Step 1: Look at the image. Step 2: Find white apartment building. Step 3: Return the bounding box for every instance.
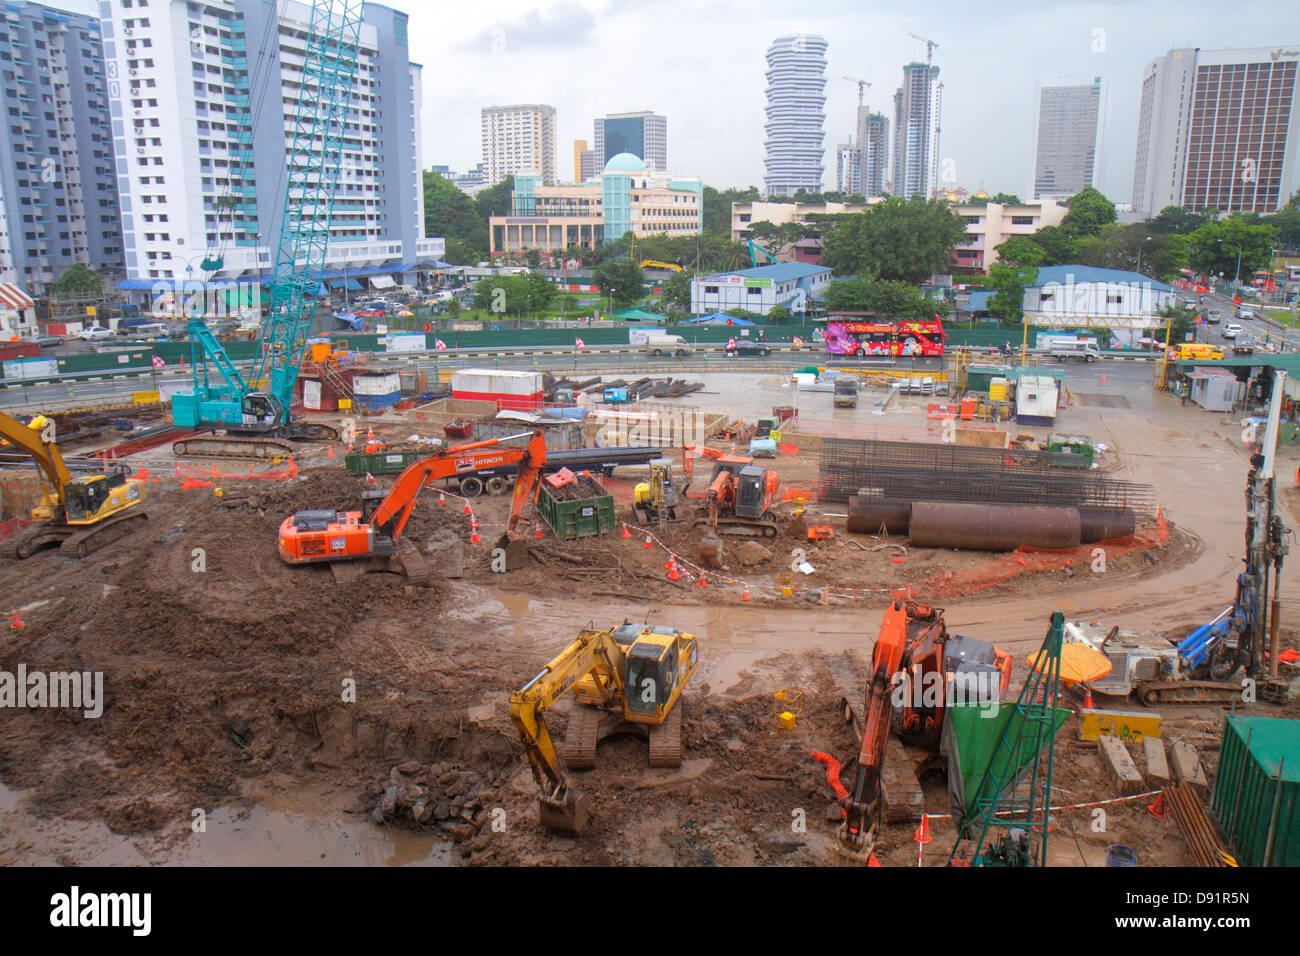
[482,104,557,187]
[99,0,437,296]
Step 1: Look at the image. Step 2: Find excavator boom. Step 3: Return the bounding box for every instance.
[0,411,72,503]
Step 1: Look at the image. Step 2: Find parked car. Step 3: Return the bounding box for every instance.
[78,326,116,342]
[24,334,62,348]
[1222,323,1243,340]
[726,339,772,357]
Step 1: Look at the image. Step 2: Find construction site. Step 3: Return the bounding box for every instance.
[0,0,1295,876]
[1,350,1298,870]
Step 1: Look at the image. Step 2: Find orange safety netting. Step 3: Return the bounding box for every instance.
[914,522,1169,599]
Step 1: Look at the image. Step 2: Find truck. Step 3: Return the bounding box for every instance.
[1171,342,1225,361]
[1049,340,1103,362]
[642,334,690,357]
[833,376,860,408]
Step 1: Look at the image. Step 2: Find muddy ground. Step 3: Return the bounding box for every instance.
[1,378,1298,867]
[0,461,1283,868]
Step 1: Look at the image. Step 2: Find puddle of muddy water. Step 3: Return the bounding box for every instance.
[165,802,454,867]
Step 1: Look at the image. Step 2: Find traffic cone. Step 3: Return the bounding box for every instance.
[1082,687,1094,709]
[621,523,631,540]
[667,559,680,581]
[470,528,480,544]
[438,491,445,506]
[326,445,335,459]
[914,815,932,845]
[1101,373,1107,385]
[463,502,472,515]
[534,523,544,540]
[643,534,653,549]
[867,851,881,867]
[697,572,708,589]
[1147,793,1167,819]
[8,608,24,631]
[174,463,182,477]
[741,583,751,601]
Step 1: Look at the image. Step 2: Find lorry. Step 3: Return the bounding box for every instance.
[642,333,690,357]
[833,376,860,408]
[1049,340,1103,362]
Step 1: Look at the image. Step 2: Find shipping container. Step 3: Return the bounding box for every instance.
[353,390,401,412]
[451,368,543,411]
[1211,715,1300,867]
[345,450,428,475]
[353,373,402,396]
[536,475,616,540]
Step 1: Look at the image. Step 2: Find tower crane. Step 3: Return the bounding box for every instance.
[170,0,363,459]
[842,75,872,108]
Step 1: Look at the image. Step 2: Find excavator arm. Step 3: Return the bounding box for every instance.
[0,411,72,507]
[508,627,627,831]
[841,600,912,851]
[369,430,547,542]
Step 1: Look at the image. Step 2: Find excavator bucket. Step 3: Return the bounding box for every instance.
[538,788,593,833]
[698,528,723,568]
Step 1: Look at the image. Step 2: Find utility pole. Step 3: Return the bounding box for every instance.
[909,32,940,198]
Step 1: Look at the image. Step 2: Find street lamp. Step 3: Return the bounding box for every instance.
[1218,239,1243,287]
[1136,235,1153,276]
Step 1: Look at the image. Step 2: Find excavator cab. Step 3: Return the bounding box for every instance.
[63,472,138,525]
[239,392,284,430]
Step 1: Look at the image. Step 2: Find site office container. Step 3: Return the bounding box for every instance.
[451,368,543,411]
[536,474,616,540]
[1211,715,1300,867]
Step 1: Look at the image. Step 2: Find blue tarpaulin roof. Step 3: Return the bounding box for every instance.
[329,278,364,291]
[682,312,756,325]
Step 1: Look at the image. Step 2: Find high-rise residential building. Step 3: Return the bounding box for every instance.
[1132,47,1300,216]
[592,111,668,171]
[1032,79,1103,200]
[763,34,828,197]
[837,108,889,197]
[891,61,940,199]
[0,2,123,293]
[579,148,599,182]
[482,104,557,187]
[100,0,434,292]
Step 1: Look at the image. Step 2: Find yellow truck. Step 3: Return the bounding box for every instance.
[1170,343,1224,361]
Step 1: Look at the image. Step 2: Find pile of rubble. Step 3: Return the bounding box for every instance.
[371,761,495,841]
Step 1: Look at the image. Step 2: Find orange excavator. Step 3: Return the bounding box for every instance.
[838,601,1012,855]
[278,430,547,584]
[690,454,781,566]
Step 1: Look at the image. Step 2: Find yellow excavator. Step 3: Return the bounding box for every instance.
[0,410,147,559]
[509,622,699,832]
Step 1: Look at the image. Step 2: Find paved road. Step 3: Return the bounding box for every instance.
[1192,288,1298,351]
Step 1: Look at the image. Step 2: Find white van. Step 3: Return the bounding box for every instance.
[643,334,691,357]
[1050,340,1103,362]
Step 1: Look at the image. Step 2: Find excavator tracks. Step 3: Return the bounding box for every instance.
[648,700,683,768]
[0,512,148,560]
[171,433,297,461]
[562,706,602,771]
[1135,680,1246,705]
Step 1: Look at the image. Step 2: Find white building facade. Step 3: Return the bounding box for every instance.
[1022,265,1176,347]
[763,34,827,197]
[482,104,557,186]
[99,0,435,294]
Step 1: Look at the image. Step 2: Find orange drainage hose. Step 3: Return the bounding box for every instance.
[810,751,849,815]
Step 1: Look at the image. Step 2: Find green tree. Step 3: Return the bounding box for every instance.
[702,185,761,237]
[524,248,542,269]
[1187,216,1277,282]
[1158,300,1197,345]
[660,271,692,311]
[747,219,808,259]
[968,191,1023,207]
[985,261,1039,325]
[1060,186,1117,239]
[767,305,791,324]
[470,272,556,316]
[53,264,101,297]
[821,196,967,283]
[423,170,489,264]
[593,258,643,307]
[1023,225,1076,266]
[994,236,1046,268]
[1146,205,1217,235]
[1073,223,1189,281]
[473,175,515,220]
[823,276,935,319]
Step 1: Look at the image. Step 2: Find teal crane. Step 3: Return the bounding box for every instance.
[171,0,363,452]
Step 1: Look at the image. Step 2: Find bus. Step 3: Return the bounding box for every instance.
[823,313,946,357]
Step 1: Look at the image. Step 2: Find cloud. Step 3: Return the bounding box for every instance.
[472,2,598,53]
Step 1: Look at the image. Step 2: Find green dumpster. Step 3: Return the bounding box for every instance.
[536,474,616,540]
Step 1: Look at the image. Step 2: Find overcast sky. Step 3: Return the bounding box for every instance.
[55,0,1300,202]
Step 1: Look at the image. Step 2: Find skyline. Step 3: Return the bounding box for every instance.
[43,0,1300,202]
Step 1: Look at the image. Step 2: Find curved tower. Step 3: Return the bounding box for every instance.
[763,34,828,197]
